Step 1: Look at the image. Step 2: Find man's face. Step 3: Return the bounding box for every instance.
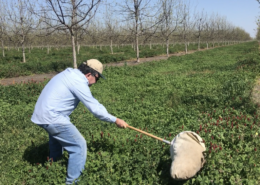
[85,73,99,87]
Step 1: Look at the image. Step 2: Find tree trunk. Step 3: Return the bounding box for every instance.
[71,35,77,68]
[22,44,26,63]
[166,38,169,57]
[1,39,5,57]
[206,41,208,49]
[110,39,113,54]
[136,32,139,63]
[198,36,200,51]
[77,44,80,54]
[150,41,152,49]
[47,45,50,54]
[185,41,188,54]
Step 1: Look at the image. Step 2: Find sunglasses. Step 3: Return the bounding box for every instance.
[93,74,100,82]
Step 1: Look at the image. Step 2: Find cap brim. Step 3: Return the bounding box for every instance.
[98,72,106,79]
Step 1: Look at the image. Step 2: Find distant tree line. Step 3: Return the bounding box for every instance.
[0,0,252,67]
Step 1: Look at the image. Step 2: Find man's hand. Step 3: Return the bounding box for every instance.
[115,118,129,128]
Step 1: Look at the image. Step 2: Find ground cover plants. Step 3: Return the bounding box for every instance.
[0,41,259,184]
[0,42,216,78]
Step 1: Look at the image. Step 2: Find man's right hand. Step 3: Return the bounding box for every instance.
[115,118,128,128]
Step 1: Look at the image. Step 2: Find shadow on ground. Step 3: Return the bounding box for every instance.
[23,142,50,165]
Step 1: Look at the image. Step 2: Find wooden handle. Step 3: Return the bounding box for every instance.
[126,125,171,145]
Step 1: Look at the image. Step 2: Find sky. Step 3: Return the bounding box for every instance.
[3,0,259,38]
[194,0,259,38]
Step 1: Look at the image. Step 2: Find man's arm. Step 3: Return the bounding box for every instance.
[72,82,128,128]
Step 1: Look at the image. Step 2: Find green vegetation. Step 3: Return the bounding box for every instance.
[0,41,260,184]
[0,42,218,78]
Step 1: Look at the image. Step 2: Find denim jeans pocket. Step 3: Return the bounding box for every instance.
[38,124,61,136]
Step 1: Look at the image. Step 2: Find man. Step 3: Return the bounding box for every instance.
[31,59,128,184]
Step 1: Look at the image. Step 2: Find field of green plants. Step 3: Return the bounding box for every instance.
[0,42,217,78]
[0,41,260,184]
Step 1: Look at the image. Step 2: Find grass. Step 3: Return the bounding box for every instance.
[0,42,219,78]
[0,41,259,184]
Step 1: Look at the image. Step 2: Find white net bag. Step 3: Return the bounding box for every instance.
[170,131,206,180]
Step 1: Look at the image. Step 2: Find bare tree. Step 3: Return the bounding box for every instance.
[86,20,103,48]
[218,18,233,45]
[103,5,120,54]
[179,1,195,54]
[117,0,161,62]
[194,10,206,50]
[204,13,217,49]
[159,0,182,57]
[7,0,39,63]
[75,27,85,54]
[214,16,226,46]
[32,0,101,68]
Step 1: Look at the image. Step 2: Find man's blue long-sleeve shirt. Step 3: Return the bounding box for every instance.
[31,68,117,125]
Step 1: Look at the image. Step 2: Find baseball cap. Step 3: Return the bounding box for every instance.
[83,59,105,79]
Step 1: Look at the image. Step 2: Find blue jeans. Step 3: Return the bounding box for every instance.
[38,123,87,184]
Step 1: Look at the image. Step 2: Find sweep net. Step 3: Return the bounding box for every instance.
[170,131,206,180]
